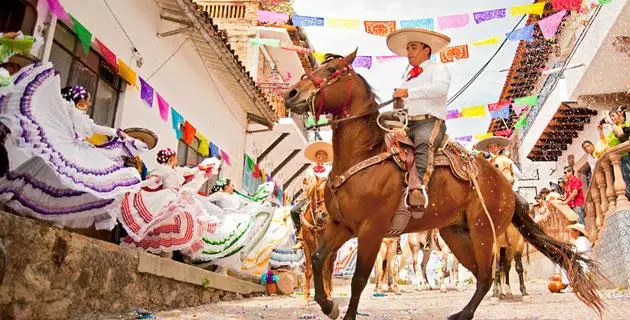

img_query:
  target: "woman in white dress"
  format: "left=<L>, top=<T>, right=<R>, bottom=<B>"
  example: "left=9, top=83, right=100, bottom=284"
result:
left=118, top=148, right=218, bottom=254
left=0, top=63, right=147, bottom=229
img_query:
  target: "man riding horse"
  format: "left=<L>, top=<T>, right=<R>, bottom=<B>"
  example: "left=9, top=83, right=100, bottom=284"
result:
left=389, top=28, right=451, bottom=209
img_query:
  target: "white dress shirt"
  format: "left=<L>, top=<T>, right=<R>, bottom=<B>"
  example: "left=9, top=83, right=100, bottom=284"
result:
left=398, top=60, right=451, bottom=120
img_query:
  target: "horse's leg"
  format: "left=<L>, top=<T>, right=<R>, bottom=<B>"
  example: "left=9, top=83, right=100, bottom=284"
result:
left=453, top=254, right=461, bottom=291
left=324, top=250, right=338, bottom=300
left=303, top=230, right=313, bottom=304
left=344, top=230, right=384, bottom=320
left=387, top=238, right=401, bottom=295
left=440, top=249, right=448, bottom=293
left=421, top=249, right=432, bottom=289
left=503, top=249, right=514, bottom=298
left=492, top=251, right=502, bottom=298
left=312, top=223, right=352, bottom=319
left=373, top=242, right=385, bottom=293
left=514, top=251, right=529, bottom=296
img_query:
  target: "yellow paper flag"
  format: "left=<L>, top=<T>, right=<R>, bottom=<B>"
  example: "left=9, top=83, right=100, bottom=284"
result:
left=473, top=36, right=501, bottom=46
left=197, top=132, right=209, bottom=157
left=510, top=2, right=546, bottom=17
left=312, top=52, right=327, bottom=63
left=475, top=132, right=493, bottom=140
left=117, top=59, right=137, bottom=87
left=461, top=105, right=487, bottom=118
left=327, top=18, right=361, bottom=29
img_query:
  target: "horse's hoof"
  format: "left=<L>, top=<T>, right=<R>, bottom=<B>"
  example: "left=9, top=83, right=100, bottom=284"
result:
left=326, top=301, right=340, bottom=320
left=440, top=288, right=447, bottom=293
left=447, top=312, right=461, bottom=320
left=490, top=297, right=499, bottom=305
left=522, top=295, right=532, bottom=303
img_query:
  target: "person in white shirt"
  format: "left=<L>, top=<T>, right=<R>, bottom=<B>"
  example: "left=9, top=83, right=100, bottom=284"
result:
left=386, top=28, right=452, bottom=207
left=561, top=223, right=592, bottom=292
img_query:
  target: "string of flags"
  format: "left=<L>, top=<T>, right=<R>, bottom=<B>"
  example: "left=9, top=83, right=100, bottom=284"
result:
left=244, top=154, right=285, bottom=204
left=46, top=0, right=233, bottom=165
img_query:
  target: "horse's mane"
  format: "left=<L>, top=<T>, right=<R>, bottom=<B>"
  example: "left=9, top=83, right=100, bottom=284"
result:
left=324, top=53, right=380, bottom=103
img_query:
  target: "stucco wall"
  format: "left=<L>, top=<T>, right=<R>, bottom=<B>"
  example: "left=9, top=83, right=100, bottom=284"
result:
left=41, top=0, right=249, bottom=187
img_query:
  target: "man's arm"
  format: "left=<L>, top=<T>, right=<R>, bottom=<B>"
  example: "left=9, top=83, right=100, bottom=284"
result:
left=407, top=64, right=451, bottom=100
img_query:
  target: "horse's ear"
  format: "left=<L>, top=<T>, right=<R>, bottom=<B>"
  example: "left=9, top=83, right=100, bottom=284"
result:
left=342, top=48, right=358, bottom=65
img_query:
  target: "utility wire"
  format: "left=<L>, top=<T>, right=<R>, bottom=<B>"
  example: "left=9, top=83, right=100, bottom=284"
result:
left=447, top=15, right=527, bottom=106
left=102, top=0, right=137, bottom=50
left=146, top=33, right=192, bottom=80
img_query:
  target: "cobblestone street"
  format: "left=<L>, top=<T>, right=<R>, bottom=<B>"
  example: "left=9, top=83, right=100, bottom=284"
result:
left=153, top=279, right=630, bottom=320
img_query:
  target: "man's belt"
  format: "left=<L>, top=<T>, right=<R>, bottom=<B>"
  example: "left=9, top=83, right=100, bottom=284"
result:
left=409, top=114, right=441, bottom=121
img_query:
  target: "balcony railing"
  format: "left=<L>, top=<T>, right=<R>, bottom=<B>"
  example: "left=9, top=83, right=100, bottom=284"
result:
left=195, top=1, right=248, bottom=20
left=585, top=141, right=630, bottom=243
left=536, top=200, right=576, bottom=244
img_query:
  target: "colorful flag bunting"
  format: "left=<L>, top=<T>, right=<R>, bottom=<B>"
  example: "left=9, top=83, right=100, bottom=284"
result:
left=170, top=108, right=184, bottom=139
left=71, top=15, right=92, bottom=54
left=197, top=132, right=209, bottom=157
left=437, top=14, right=470, bottom=30
left=46, top=0, right=71, bottom=23
left=95, top=39, right=117, bottom=71
left=117, top=59, right=137, bottom=86
left=598, top=0, right=612, bottom=5
left=280, top=42, right=311, bottom=54
left=375, top=55, right=403, bottom=63
left=440, top=45, right=469, bottom=63
left=488, top=100, right=511, bottom=111
left=156, top=93, right=170, bottom=122
left=364, top=21, right=396, bottom=36
left=139, top=77, right=154, bottom=108
left=513, top=105, right=529, bottom=115
left=446, top=109, right=461, bottom=120
left=551, top=0, right=583, bottom=11
left=353, top=56, right=373, bottom=69
left=327, top=18, right=361, bottom=29
left=514, top=116, right=527, bottom=129
left=510, top=2, right=546, bottom=16
left=210, top=142, right=219, bottom=157
left=473, top=8, right=506, bottom=24
left=472, top=36, right=501, bottom=46
left=490, top=106, right=510, bottom=119
left=507, top=24, right=534, bottom=42
left=475, top=132, right=493, bottom=140
left=250, top=38, right=281, bottom=47
left=400, top=18, right=434, bottom=30
left=257, top=9, right=289, bottom=24
left=455, top=136, right=473, bottom=142
left=312, top=52, right=326, bottom=63
left=220, top=150, right=231, bottom=166
left=461, top=105, right=487, bottom=118
left=495, top=129, right=513, bottom=137
left=292, top=15, right=325, bottom=26
left=513, top=95, right=538, bottom=107
left=183, top=121, right=196, bottom=145
left=538, top=10, right=567, bottom=39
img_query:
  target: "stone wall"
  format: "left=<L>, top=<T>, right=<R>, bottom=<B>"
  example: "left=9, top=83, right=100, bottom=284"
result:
left=593, top=209, right=630, bottom=288
left=0, top=211, right=264, bottom=320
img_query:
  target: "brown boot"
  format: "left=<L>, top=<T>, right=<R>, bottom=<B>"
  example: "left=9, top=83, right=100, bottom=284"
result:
left=408, top=185, right=428, bottom=208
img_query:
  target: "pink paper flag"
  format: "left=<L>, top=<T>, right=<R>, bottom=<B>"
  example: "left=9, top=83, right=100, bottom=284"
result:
left=220, top=149, right=231, bottom=166
left=437, top=14, right=470, bottom=30
left=257, top=9, right=289, bottom=24
left=512, top=104, right=529, bottom=115
left=46, top=0, right=71, bottom=23
left=156, top=93, right=170, bottom=122
left=538, top=10, right=567, bottom=39
left=375, top=55, right=403, bottom=63
left=95, top=39, right=118, bottom=71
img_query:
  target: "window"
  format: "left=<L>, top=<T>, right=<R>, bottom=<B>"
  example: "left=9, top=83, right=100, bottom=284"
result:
left=49, top=23, right=122, bottom=127
left=177, top=134, right=224, bottom=196
left=0, top=0, right=37, bottom=34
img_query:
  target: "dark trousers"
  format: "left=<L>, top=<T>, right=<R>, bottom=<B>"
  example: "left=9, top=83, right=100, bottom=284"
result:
left=290, top=198, right=308, bottom=233
left=408, top=119, right=446, bottom=184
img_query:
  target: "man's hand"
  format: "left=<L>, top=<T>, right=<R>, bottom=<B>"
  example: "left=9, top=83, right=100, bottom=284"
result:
left=393, top=88, right=409, bottom=98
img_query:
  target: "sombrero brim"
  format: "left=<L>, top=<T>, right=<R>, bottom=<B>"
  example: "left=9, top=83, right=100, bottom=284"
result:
left=566, top=223, right=587, bottom=236
left=304, top=141, right=333, bottom=163
left=474, top=136, right=510, bottom=152
left=124, top=127, right=158, bottom=150
left=386, top=28, right=451, bottom=57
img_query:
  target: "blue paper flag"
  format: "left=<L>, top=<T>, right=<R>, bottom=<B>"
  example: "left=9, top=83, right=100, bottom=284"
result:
left=507, top=24, right=534, bottom=42
left=209, top=142, right=219, bottom=157
left=170, top=108, right=184, bottom=139
left=490, top=106, right=510, bottom=119
left=292, top=15, right=325, bottom=26
left=400, top=18, right=434, bottom=30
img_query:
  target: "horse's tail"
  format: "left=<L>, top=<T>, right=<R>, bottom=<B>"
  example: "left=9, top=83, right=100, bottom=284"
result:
left=511, top=193, right=605, bottom=318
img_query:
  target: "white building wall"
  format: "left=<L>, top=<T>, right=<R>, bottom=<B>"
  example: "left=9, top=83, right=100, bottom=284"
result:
left=43, top=0, right=248, bottom=188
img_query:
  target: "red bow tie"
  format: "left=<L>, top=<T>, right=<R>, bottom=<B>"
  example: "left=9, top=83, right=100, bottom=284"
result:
left=406, top=65, right=424, bottom=81
left=313, top=165, right=326, bottom=174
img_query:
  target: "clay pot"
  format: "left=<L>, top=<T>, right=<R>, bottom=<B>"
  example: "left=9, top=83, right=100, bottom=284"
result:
left=548, top=272, right=567, bottom=293
left=266, top=282, right=278, bottom=295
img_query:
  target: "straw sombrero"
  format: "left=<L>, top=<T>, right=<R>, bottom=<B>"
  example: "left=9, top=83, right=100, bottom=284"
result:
left=474, top=136, right=510, bottom=153
left=386, top=28, right=451, bottom=57
left=567, top=223, right=587, bottom=236
left=304, top=141, right=333, bottom=163
left=124, top=127, right=158, bottom=150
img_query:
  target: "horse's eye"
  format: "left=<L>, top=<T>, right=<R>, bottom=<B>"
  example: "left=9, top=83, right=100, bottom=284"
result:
left=327, top=67, right=337, bottom=73
left=495, top=164, right=500, bottom=168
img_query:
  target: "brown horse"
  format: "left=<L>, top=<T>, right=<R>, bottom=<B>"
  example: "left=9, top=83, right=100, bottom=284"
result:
left=284, top=51, right=604, bottom=320
left=301, top=177, right=336, bottom=303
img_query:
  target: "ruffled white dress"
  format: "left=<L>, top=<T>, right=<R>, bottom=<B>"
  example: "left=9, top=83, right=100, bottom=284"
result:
left=0, top=62, right=146, bottom=229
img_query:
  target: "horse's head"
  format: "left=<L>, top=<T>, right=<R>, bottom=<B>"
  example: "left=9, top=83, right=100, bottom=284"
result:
left=493, top=155, right=515, bottom=184
left=306, top=177, right=328, bottom=225
left=284, top=49, right=373, bottom=119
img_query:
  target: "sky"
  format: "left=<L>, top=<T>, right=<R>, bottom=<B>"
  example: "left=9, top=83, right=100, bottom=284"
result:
left=293, top=0, right=530, bottom=143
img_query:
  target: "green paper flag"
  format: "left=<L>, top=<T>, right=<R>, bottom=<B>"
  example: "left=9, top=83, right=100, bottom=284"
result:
left=514, top=116, right=527, bottom=129
left=306, top=115, right=316, bottom=127
left=513, top=95, right=538, bottom=107
left=598, top=0, right=612, bottom=5
left=71, top=15, right=92, bottom=54
left=246, top=155, right=255, bottom=171
left=317, top=115, right=328, bottom=125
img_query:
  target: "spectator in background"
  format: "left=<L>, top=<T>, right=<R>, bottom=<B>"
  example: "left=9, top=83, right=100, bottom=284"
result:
left=598, top=106, right=630, bottom=197
left=562, top=166, right=585, bottom=224
left=557, top=177, right=566, bottom=197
